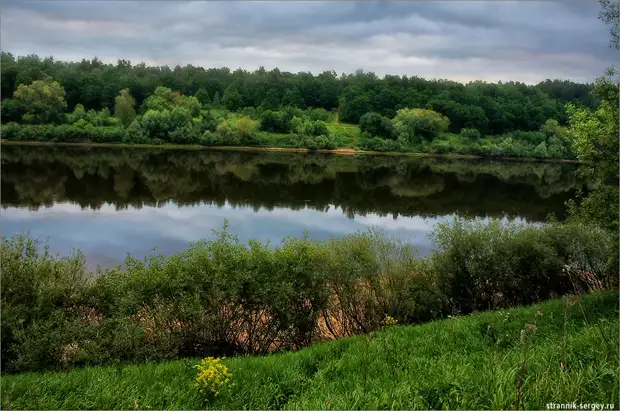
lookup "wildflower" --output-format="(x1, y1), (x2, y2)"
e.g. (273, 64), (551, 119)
(381, 315), (398, 327)
(194, 357), (232, 399)
(535, 311), (544, 317)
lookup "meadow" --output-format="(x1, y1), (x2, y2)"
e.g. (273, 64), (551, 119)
(2, 290), (617, 410)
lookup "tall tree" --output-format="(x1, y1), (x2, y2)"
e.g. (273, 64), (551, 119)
(13, 79), (67, 124)
(114, 88), (137, 127)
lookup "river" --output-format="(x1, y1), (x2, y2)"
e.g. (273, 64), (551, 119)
(0, 145), (582, 269)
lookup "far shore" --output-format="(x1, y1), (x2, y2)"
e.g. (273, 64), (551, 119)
(0, 140), (582, 164)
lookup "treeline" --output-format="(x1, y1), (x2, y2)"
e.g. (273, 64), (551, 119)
(1, 52), (596, 134)
(1, 146), (581, 221)
(2, 218), (616, 373)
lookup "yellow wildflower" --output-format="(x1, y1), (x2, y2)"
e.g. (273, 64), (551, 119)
(194, 357), (232, 398)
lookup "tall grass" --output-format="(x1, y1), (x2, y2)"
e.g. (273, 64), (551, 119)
(2, 291), (617, 410)
(1, 218), (616, 374)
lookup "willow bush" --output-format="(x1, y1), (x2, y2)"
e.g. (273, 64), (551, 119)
(1, 218), (614, 374)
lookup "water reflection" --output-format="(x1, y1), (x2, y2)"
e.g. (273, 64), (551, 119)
(0, 145), (581, 267)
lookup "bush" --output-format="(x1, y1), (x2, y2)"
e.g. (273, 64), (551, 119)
(215, 122), (234, 142)
(234, 117), (258, 145)
(357, 133), (408, 152)
(0, 124), (127, 144)
(306, 108), (330, 122)
(460, 128), (481, 140)
(2, 219), (615, 374)
(359, 112), (394, 139)
(1, 122), (22, 140)
(393, 108), (450, 143)
(430, 218), (615, 313)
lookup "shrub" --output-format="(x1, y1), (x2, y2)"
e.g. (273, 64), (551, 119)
(2, 219), (614, 373)
(1, 122), (22, 140)
(306, 108), (330, 122)
(392, 108), (450, 143)
(357, 133), (409, 152)
(430, 218), (614, 314)
(359, 112), (394, 139)
(234, 117), (258, 145)
(460, 128), (481, 140)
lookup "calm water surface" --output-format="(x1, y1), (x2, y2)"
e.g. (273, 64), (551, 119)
(0, 145), (582, 269)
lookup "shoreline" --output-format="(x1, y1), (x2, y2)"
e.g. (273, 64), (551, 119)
(0, 140), (581, 164)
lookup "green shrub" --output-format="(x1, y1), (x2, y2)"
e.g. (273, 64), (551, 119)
(359, 112), (394, 139)
(2, 219), (614, 374)
(460, 128), (481, 140)
(430, 218), (614, 313)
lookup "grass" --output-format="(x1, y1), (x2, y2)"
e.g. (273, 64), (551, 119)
(326, 122), (361, 148)
(2, 290), (617, 410)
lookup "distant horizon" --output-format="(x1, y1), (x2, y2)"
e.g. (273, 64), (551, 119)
(0, 1), (615, 85)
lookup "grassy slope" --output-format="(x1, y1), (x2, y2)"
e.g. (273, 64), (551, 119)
(2, 291), (618, 410)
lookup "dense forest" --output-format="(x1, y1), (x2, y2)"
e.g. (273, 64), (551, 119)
(0, 51), (598, 158)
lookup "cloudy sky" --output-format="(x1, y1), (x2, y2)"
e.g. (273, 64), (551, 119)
(1, 0), (616, 84)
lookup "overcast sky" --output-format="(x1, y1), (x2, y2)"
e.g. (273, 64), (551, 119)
(1, 0), (616, 84)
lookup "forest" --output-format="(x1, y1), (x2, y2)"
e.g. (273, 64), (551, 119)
(0, 51), (597, 159)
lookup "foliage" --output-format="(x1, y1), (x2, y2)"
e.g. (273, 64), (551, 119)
(566, 69), (619, 234)
(2, 291), (618, 409)
(359, 112), (394, 139)
(430, 218), (617, 314)
(114, 89), (137, 127)
(1, 98), (26, 123)
(0, 52), (592, 160)
(0, 123), (126, 143)
(459, 127), (481, 141)
(599, 0), (619, 50)
(127, 107), (199, 144)
(1, 218), (615, 374)
(1, 51), (595, 138)
(392, 108), (450, 143)
(12, 79), (67, 124)
(233, 117), (258, 145)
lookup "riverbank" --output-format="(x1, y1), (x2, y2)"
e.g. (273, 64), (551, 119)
(0, 140), (581, 163)
(2, 290), (617, 410)
(1, 219), (614, 375)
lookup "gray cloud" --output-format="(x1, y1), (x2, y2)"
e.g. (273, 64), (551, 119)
(1, 0), (616, 83)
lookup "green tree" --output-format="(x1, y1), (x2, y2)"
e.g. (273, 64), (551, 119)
(212, 91), (221, 108)
(194, 88), (211, 105)
(459, 128), (481, 140)
(392, 108), (450, 143)
(359, 112), (393, 139)
(567, 83), (619, 231)
(114, 88), (137, 127)
(566, 0), (619, 258)
(13, 79), (67, 124)
(68, 103), (86, 124)
(0, 99), (25, 123)
(599, 0), (619, 49)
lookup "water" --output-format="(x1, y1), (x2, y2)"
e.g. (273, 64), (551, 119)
(0, 145), (582, 269)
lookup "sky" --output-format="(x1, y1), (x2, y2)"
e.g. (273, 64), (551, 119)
(1, 0), (617, 84)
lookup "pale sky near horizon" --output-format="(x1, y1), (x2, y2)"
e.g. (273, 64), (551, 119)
(1, 0), (617, 84)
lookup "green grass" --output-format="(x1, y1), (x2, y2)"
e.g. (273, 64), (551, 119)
(326, 122), (361, 148)
(2, 291), (618, 410)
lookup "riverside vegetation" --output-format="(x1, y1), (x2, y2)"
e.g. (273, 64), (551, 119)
(1, 218), (617, 376)
(2, 290), (618, 410)
(1, 1), (618, 409)
(0, 49), (592, 159)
